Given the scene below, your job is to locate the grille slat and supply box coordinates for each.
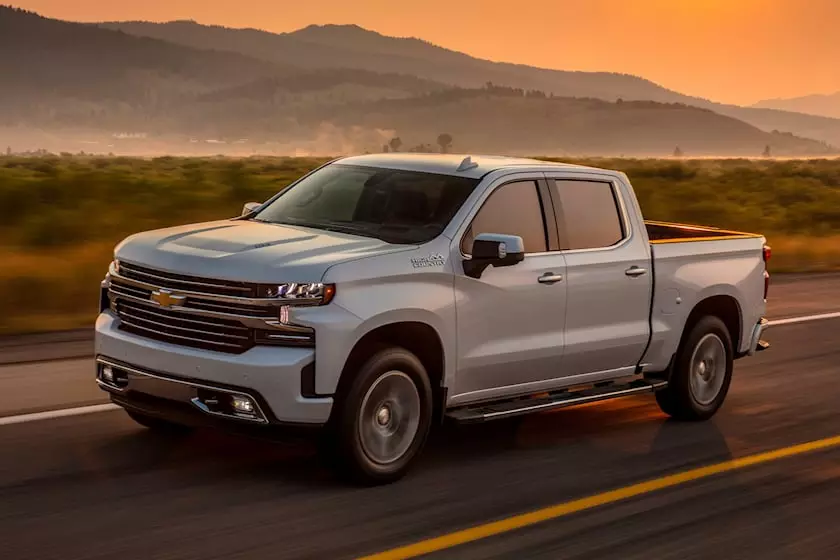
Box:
[184,299,273,318]
[110,283,152,299]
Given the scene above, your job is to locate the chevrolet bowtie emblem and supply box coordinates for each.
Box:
[150,289,185,308]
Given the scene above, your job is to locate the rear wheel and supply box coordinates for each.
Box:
[126,410,193,435]
[656,316,734,421]
[324,347,433,485]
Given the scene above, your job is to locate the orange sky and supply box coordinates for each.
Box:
[13,0,840,105]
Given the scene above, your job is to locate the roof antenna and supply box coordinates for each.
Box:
[457,156,478,172]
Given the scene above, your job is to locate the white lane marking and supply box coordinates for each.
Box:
[768,312,840,327]
[1,311,839,428]
[0,403,119,427]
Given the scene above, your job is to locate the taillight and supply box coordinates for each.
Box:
[762,244,771,300]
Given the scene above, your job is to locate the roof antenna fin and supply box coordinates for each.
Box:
[457,156,478,172]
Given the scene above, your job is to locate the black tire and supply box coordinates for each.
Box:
[655,316,734,421]
[324,347,433,485]
[126,410,193,435]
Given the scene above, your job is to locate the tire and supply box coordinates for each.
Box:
[324,347,433,485]
[655,316,734,421]
[126,410,193,435]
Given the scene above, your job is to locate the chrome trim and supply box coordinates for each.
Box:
[119,263,252,294]
[110,262,323,307]
[263,333,312,341]
[95,357,268,423]
[109,289,310,332]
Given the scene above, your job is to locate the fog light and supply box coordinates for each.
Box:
[101,365,114,382]
[231,395,255,414]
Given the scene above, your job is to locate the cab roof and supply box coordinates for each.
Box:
[336,153,601,180]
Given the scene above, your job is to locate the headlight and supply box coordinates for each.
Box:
[258,283,335,305]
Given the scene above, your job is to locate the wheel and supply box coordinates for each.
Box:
[324,347,433,485]
[126,410,193,435]
[655,316,733,421]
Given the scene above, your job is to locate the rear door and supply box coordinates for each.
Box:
[450,176,568,405]
[545,174,653,380]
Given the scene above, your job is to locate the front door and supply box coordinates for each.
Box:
[450,178,568,405]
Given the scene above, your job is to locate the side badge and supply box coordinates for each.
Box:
[411,253,446,269]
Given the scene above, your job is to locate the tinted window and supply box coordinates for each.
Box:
[253,164,479,244]
[554,180,624,250]
[461,181,547,254]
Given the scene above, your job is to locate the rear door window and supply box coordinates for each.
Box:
[552,180,625,250]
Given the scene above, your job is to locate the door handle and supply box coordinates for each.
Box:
[625,266,648,277]
[538,272,564,284]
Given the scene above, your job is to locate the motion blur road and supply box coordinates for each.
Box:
[1,274,839,559]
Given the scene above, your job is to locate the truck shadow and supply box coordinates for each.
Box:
[96,396,734,489]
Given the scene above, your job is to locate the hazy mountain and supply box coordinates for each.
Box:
[1,7,835,157]
[102,20,685,102]
[171,85,834,157]
[753,92,840,119]
[0,7,277,106]
[102,19,840,146]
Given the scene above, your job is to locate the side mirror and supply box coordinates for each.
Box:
[463,233,525,278]
[242,202,261,216]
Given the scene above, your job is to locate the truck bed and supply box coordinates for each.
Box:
[645,220,762,243]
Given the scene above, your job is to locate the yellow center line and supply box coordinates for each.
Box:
[359,434,840,560]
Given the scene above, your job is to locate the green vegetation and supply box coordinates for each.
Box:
[1,155,839,334]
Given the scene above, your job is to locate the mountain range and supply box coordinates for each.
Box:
[754,92,840,120]
[1,6,838,157]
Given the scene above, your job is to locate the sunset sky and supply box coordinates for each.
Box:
[12,0,840,105]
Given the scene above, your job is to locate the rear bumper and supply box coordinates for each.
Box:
[95,312,333,426]
[746,317,770,356]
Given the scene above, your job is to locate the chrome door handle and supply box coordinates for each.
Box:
[538,273,564,284]
[625,266,648,277]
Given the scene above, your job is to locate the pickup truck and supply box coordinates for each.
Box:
[95,154,771,484]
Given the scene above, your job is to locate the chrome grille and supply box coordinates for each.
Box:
[119,261,258,298]
[107,262,315,353]
[115,299,254,353]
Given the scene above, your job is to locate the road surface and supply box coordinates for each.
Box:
[1,274,839,559]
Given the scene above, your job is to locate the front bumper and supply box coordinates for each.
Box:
[95,312,333,425]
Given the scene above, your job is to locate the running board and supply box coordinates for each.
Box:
[445,379,668,424]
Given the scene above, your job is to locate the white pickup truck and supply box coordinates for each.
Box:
[96,154,771,483]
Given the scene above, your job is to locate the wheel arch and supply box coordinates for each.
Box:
[334,320,447,421]
[682,294,742,358]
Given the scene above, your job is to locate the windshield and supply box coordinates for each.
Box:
[251,164,481,244]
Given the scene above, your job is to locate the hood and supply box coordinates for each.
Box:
[114,219,413,283]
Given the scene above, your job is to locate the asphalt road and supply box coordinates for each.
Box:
[1,277,839,559]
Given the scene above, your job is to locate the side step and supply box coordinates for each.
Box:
[445,379,668,424]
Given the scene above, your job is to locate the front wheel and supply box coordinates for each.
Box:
[656,316,734,421]
[324,347,433,485]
